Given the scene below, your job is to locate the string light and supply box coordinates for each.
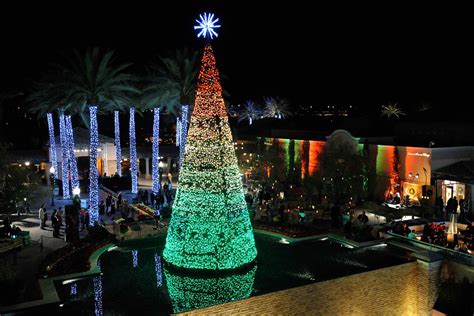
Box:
[129,107,138,194]
[70,283,77,296]
[152,108,160,193]
[154,253,162,288]
[176,117,181,147]
[114,111,122,177]
[59,111,70,199]
[46,113,58,179]
[179,105,189,171]
[163,45,257,270]
[93,275,103,316]
[165,265,256,313]
[89,106,99,225]
[66,115,79,192]
[132,249,138,268]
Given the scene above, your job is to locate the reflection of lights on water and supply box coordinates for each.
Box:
[290,271,316,281]
[279,238,290,244]
[93,275,103,316]
[132,250,138,268]
[154,253,163,288]
[70,283,77,295]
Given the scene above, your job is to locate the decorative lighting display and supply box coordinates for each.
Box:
[46,113,58,179]
[152,108,160,194]
[114,111,122,177]
[163,45,257,270]
[154,253,162,288]
[132,249,138,268]
[65,115,79,192]
[93,275,103,316]
[194,12,221,39]
[176,118,181,147]
[70,283,77,296]
[179,105,189,170]
[165,265,256,313]
[129,107,138,194]
[59,112,70,199]
[89,106,99,225]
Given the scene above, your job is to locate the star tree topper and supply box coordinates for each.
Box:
[194,12,221,39]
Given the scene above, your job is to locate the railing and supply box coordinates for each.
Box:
[105,220,167,241]
[387,231,474,266]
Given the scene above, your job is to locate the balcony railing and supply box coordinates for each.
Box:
[387,231,474,266]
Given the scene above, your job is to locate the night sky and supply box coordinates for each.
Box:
[0,2,471,114]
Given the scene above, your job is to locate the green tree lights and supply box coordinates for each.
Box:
[163,45,257,271]
[165,266,256,313]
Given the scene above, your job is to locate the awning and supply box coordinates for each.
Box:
[432,160,474,184]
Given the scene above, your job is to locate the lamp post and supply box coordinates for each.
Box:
[73,186,81,197]
[49,166,55,206]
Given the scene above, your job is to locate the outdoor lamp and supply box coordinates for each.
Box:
[50,166,55,174]
[415,173,419,179]
[25,161,30,166]
[159,161,164,168]
[408,172,412,178]
[73,186,81,196]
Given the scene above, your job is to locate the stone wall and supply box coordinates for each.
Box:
[178,260,441,316]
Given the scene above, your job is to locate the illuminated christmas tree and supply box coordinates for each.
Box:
[163,41,257,270]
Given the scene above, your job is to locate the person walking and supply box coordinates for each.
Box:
[39,204,46,229]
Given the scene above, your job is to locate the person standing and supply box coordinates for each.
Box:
[39,204,46,229]
[106,194,112,215]
[51,209,58,237]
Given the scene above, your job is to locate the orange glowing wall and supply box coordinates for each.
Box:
[308,141,325,176]
[402,147,431,185]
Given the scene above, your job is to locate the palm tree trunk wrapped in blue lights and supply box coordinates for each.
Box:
[59,111,70,199]
[114,111,122,177]
[47,113,58,179]
[129,107,138,194]
[163,44,257,271]
[179,105,188,171]
[152,108,160,194]
[175,117,181,147]
[89,106,99,225]
[65,115,79,192]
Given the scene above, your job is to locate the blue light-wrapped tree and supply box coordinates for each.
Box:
[179,105,188,171]
[89,106,99,225]
[129,107,138,194]
[47,113,59,179]
[65,115,79,192]
[59,111,70,199]
[114,111,122,177]
[152,108,160,194]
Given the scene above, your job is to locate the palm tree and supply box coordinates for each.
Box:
[28,47,139,224]
[381,102,406,118]
[142,47,199,116]
[28,47,140,126]
[238,100,261,125]
[263,97,291,119]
